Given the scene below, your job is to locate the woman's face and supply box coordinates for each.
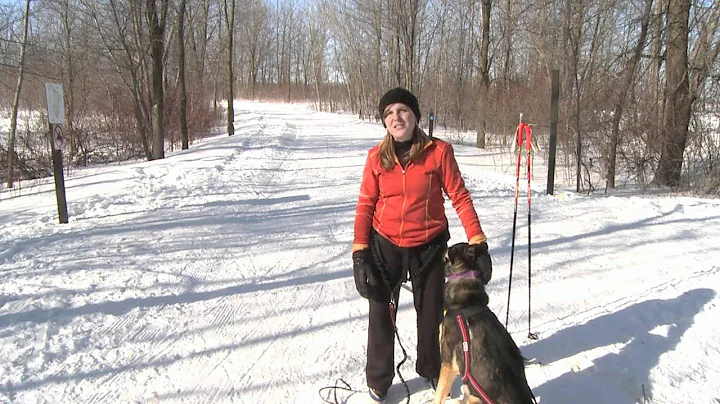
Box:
[383,103,416,142]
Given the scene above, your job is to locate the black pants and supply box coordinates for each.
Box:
[365,230,447,395]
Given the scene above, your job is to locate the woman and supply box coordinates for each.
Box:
[352,87,493,402]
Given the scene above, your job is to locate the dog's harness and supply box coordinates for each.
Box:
[445,272,496,404]
[454,311,496,404]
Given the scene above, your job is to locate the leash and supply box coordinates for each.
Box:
[317,291,409,404]
[318,378,354,404]
[370,235,411,404]
[371,233,445,404]
[388,293,412,404]
[318,297,413,404]
[318,234,445,404]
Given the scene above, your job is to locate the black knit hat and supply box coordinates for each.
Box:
[378,87,421,127]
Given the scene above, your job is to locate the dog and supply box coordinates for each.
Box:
[433,242,535,404]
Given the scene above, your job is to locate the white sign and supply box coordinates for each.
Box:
[52,124,66,150]
[45,83,65,124]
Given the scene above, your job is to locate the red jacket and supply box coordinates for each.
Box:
[353,138,485,250]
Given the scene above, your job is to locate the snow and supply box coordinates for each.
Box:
[0,114,10,144]
[1,100,720,404]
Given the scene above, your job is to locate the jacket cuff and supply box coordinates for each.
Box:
[468,234,487,245]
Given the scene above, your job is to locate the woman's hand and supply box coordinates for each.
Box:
[468,242,492,284]
[352,249,374,299]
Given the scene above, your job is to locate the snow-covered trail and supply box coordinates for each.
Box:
[1,101,719,404]
[0,104,372,403]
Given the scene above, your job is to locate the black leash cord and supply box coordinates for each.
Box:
[321,234,443,404]
[318,378,353,404]
[370,234,444,404]
[389,300,411,404]
[316,303,411,404]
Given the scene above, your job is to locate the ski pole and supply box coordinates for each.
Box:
[521,123,538,340]
[506,116,524,328]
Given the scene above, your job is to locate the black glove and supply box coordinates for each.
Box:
[352,249,374,299]
[467,242,492,284]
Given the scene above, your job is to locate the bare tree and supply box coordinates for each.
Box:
[607,0,653,188]
[223,0,235,135]
[6,0,31,188]
[187,0,213,93]
[178,0,189,149]
[275,0,295,100]
[307,1,327,109]
[147,0,169,159]
[655,0,720,186]
[399,0,421,91]
[499,0,514,82]
[688,1,720,101]
[2,0,719,193]
[475,0,490,149]
[648,0,666,136]
[242,0,270,101]
[56,0,79,165]
[655,0,691,186]
[83,0,152,160]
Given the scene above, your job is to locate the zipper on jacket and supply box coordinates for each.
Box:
[398,158,408,246]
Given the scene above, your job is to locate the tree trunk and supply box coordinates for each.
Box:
[178,0,189,149]
[62,0,77,165]
[223,0,235,136]
[132,87,152,161]
[147,0,168,159]
[400,0,419,91]
[563,0,585,192]
[395,24,402,85]
[374,0,383,100]
[6,0,31,188]
[655,0,691,186]
[649,0,665,141]
[688,1,720,98]
[475,0,491,149]
[502,0,513,82]
[607,0,653,188]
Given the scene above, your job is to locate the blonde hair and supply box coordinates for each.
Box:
[378,126,432,171]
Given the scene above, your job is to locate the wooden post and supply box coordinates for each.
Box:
[46,83,68,224]
[547,69,559,195]
[50,124,68,224]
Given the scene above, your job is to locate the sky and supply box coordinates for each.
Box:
[1,100,720,404]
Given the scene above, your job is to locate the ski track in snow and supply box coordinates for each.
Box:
[1,101,720,404]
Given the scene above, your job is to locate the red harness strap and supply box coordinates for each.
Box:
[455,314,496,404]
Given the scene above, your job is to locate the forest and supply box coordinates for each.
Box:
[1,0,719,194]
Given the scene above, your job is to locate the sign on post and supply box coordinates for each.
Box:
[45,83,68,224]
[52,124,66,151]
[46,83,65,124]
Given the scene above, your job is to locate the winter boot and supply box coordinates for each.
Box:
[368,387,387,403]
